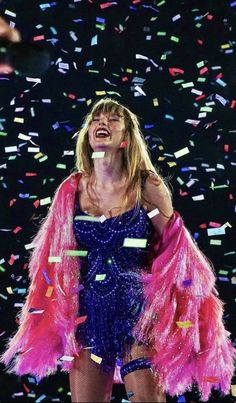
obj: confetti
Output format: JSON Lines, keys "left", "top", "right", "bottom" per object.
{"left": 123, "top": 238, "right": 147, "bottom": 248}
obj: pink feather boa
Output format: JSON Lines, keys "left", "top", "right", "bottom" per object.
{"left": 1, "top": 171, "right": 235, "bottom": 401}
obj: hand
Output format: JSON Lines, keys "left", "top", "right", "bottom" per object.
{"left": 0, "top": 16, "right": 21, "bottom": 73}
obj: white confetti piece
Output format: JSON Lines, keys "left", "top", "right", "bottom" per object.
{"left": 192, "top": 195, "right": 205, "bottom": 201}
{"left": 92, "top": 151, "right": 105, "bottom": 159}
{"left": 147, "top": 208, "right": 160, "bottom": 218}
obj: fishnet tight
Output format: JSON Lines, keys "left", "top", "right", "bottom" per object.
{"left": 69, "top": 344, "right": 166, "bottom": 402}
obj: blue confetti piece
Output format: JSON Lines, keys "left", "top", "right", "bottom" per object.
{"left": 165, "top": 114, "right": 174, "bottom": 120}
{"left": 182, "top": 279, "right": 192, "bottom": 287}
{"left": 144, "top": 124, "right": 154, "bottom": 129}
{"left": 177, "top": 396, "right": 186, "bottom": 403}
{"left": 19, "top": 193, "right": 30, "bottom": 199}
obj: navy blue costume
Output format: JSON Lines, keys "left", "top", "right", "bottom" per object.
{"left": 73, "top": 194, "right": 154, "bottom": 372}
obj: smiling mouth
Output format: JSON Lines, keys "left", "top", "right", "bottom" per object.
{"left": 95, "top": 128, "right": 111, "bottom": 138}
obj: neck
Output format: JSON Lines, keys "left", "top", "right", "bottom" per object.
{"left": 92, "top": 150, "right": 126, "bottom": 188}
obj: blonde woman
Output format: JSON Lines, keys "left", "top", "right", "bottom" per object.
{"left": 2, "top": 98, "right": 235, "bottom": 403}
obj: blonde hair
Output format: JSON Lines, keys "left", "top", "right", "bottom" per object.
{"left": 75, "top": 97, "right": 171, "bottom": 211}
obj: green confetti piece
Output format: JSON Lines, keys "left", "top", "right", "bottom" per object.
{"left": 196, "top": 61, "right": 205, "bottom": 68}
{"left": 218, "top": 270, "right": 228, "bottom": 275}
{"left": 0, "top": 265, "right": 5, "bottom": 272}
{"left": 170, "top": 35, "right": 180, "bottom": 43}
{"left": 66, "top": 250, "right": 88, "bottom": 257}
{"left": 157, "top": 0, "right": 165, "bottom": 5}
{"left": 196, "top": 23, "right": 202, "bottom": 28}
{"left": 40, "top": 197, "right": 51, "bottom": 206}
{"left": 210, "top": 240, "right": 222, "bottom": 246}
{"left": 56, "top": 163, "right": 67, "bottom": 169}
{"left": 197, "top": 77, "right": 206, "bottom": 82}
{"left": 213, "top": 185, "right": 228, "bottom": 189}
{"left": 173, "top": 79, "right": 185, "bottom": 85}
{"left": 39, "top": 155, "right": 48, "bottom": 162}
{"left": 95, "top": 24, "right": 105, "bottom": 30}
{"left": 200, "top": 106, "right": 213, "bottom": 112}
{"left": 182, "top": 82, "right": 194, "bottom": 88}
{"left": 157, "top": 31, "right": 166, "bottom": 36}
{"left": 95, "top": 274, "right": 106, "bottom": 281}
{"left": 123, "top": 238, "right": 147, "bottom": 248}
{"left": 0, "top": 131, "right": 7, "bottom": 136}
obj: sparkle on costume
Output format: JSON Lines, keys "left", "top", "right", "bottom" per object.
{"left": 73, "top": 194, "right": 154, "bottom": 371}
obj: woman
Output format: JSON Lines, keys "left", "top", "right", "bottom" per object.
{"left": 1, "top": 98, "right": 235, "bottom": 403}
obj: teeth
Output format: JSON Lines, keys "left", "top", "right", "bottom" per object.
{"left": 95, "top": 129, "right": 110, "bottom": 138}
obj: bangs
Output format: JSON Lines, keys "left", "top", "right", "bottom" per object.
{"left": 91, "top": 100, "right": 125, "bottom": 118}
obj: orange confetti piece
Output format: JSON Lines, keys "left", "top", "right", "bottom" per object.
{"left": 45, "top": 286, "right": 54, "bottom": 298}
{"left": 75, "top": 315, "right": 87, "bottom": 325}
{"left": 203, "top": 376, "right": 219, "bottom": 383}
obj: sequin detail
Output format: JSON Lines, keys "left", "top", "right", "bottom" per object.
{"left": 120, "top": 357, "right": 152, "bottom": 381}
{"left": 73, "top": 195, "right": 154, "bottom": 371}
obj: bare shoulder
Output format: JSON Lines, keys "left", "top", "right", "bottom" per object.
{"left": 142, "top": 171, "right": 174, "bottom": 235}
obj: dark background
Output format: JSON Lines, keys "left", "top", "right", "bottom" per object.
{"left": 0, "top": 0, "right": 235, "bottom": 402}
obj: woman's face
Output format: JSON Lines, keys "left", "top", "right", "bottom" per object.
{"left": 88, "top": 111, "right": 126, "bottom": 151}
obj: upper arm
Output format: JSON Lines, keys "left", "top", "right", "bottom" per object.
{"left": 142, "top": 173, "right": 174, "bottom": 236}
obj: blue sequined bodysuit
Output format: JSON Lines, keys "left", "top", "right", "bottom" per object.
{"left": 73, "top": 195, "right": 154, "bottom": 371}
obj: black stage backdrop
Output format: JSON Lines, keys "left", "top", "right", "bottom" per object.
{"left": 0, "top": 0, "right": 235, "bottom": 402}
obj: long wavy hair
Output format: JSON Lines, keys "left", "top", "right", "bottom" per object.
{"left": 75, "top": 97, "right": 172, "bottom": 212}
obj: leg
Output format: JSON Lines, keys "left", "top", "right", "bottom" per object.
{"left": 69, "top": 349, "right": 115, "bottom": 403}
{"left": 121, "top": 344, "right": 166, "bottom": 403}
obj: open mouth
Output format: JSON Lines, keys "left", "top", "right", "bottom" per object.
{"left": 95, "top": 128, "right": 111, "bottom": 138}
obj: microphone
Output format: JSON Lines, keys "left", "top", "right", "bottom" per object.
{"left": 0, "top": 40, "right": 51, "bottom": 77}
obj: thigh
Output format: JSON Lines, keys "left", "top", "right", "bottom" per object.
{"left": 123, "top": 342, "right": 155, "bottom": 364}
{"left": 69, "top": 349, "right": 115, "bottom": 403}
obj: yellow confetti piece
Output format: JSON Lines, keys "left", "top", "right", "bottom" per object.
{"left": 48, "top": 256, "right": 61, "bottom": 263}
{"left": 91, "top": 353, "right": 102, "bottom": 364}
{"left": 14, "top": 117, "right": 24, "bottom": 123}
{"left": 174, "top": 147, "right": 190, "bottom": 159}
{"left": 95, "top": 274, "right": 106, "bottom": 281}
{"left": 176, "top": 320, "right": 193, "bottom": 328}
{"left": 34, "top": 152, "right": 44, "bottom": 160}
{"left": 95, "top": 91, "right": 106, "bottom": 96}
{"left": 45, "top": 286, "right": 54, "bottom": 297}
{"left": 221, "top": 43, "right": 230, "bottom": 49}
{"left": 231, "top": 385, "right": 236, "bottom": 396}
{"left": 167, "top": 161, "right": 177, "bottom": 167}
{"left": 153, "top": 98, "right": 159, "bottom": 106}
{"left": 123, "top": 238, "right": 147, "bottom": 248}
{"left": 6, "top": 287, "right": 13, "bottom": 294}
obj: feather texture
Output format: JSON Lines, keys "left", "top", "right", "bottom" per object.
{"left": 1, "top": 172, "right": 235, "bottom": 401}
